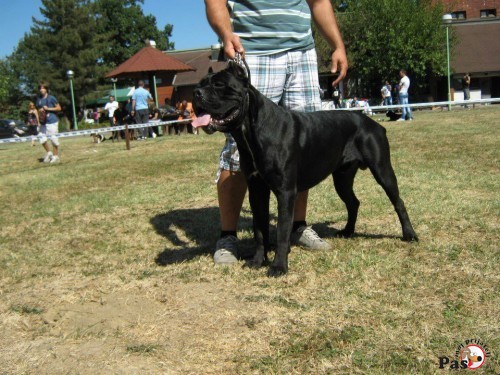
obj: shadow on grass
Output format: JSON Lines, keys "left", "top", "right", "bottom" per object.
{"left": 151, "top": 208, "right": 401, "bottom": 266}
{"left": 151, "top": 207, "right": 255, "bottom": 265}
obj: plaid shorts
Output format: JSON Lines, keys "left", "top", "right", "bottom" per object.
{"left": 217, "top": 48, "right": 322, "bottom": 181}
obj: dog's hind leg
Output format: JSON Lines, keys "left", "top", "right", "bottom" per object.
{"left": 333, "top": 166, "right": 360, "bottom": 238}
{"left": 246, "top": 175, "right": 271, "bottom": 268}
{"left": 367, "top": 157, "right": 418, "bottom": 242}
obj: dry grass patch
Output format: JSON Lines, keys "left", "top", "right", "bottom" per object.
{"left": 0, "top": 106, "right": 499, "bottom": 373}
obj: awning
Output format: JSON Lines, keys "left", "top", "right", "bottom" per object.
{"left": 86, "top": 87, "right": 135, "bottom": 106}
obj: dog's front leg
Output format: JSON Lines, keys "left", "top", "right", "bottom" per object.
{"left": 246, "top": 175, "right": 271, "bottom": 269}
{"left": 268, "top": 190, "right": 296, "bottom": 277}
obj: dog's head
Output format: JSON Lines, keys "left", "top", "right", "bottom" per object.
{"left": 192, "top": 62, "right": 250, "bottom": 133}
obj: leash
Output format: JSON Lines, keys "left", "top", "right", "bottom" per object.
{"left": 231, "top": 52, "right": 259, "bottom": 174}
{"left": 233, "top": 52, "right": 251, "bottom": 85}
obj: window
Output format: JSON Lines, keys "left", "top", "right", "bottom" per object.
{"left": 452, "top": 11, "right": 466, "bottom": 20}
{"left": 480, "top": 9, "right": 497, "bottom": 18}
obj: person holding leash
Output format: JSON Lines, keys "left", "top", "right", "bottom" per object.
{"left": 205, "top": 0, "right": 348, "bottom": 264}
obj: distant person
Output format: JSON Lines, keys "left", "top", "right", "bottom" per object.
{"left": 177, "top": 100, "right": 197, "bottom": 135}
{"left": 131, "top": 80, "right": 152, "bottom": 140}
{"left": 93, "top": 108, "right": 100, "bottom": 125}
{"left": 381, "top": 80, "right": 392, "bottom": 106}
{"left": 148, "top": 105, "right": 160, "bottom": 138}
{"left": 104, "top": 95, "right": 119, "bottom": 126}
{"left": 350, "top": 96, "right": 360, "bottom": 108}
{"left": 111, "top": 103, "right": 126, "bottom": 141}
{"left": 27, "top": 101, "right": 39, "bottom": 146}
{"left": 332, "top": 85, "right": 341, "bottom": 108}
{"left": 393, "top": 82, "right": 400, "bottom": 105}
{"left": 36, "top": 82, "right": 61, "bottom": 163}
{"left": 397, "top": 70, "right": 413, "bottom": 121}
{"left": 462, "top": 72, "right": 471, "bottom": 109}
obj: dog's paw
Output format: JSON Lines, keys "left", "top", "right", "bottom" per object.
{"left": 267, "top": 265, "right": 288, "bottom": 277}
{"left": 335, "top": 229, "right": 354, "bottom": 238}
{"left": 402, "top": 233, "right": 419, "bottom": 242}
{"left": 244, "top": 259, "right": 264, "bottom": 269}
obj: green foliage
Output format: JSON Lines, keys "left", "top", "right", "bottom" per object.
{"left": 0, "top": 59, "right": 26, "bottom": 119}
{"left": 9, "top": 0, "right": 104, "bottom": 113}
{"left": 94, "top": 0, "right": 172, "bottom": 67}
{"left": 316, "top": 0, "right": 450, "bottom": 97}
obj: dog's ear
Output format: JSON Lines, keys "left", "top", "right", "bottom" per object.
{"left": 228, "top": 61, "right": 249, "bottom": 84}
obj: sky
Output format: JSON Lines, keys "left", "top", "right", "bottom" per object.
{"left": 0, "top": 0, "right": 218, "bottom": 59}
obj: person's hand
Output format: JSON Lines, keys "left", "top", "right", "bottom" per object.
{"left": 331, "top": 48, "right": 348, "bottom": 87}
{"left": 223, "top": 33, "right": 245, "bottom": 60}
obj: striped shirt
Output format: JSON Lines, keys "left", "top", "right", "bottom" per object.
{"left": 228, "top": 0, "right": 315, "bottom": 55}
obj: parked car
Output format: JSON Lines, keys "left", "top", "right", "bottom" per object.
{"left": 0, "top": 119, "right": 29, "bottom": 139}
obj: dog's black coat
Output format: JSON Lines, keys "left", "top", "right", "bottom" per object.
{"left": 386, "top": 110, "right": 402, "bottom": 121}
{"left": 194, "top": 63, "right": 418, "bottom": 276}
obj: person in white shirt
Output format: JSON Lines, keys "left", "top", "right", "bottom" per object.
{"left": 381, "top": 80, "right": 392, "bottom": 106}
{"left": 104, "top": 96, "right": 119, "bottom": 126}
{"left": 397, "top": 70, "right": 413, "bottom": 121}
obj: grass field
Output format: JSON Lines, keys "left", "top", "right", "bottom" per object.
{"left": 0, "top": 106, "right": 498, "bottom": 374}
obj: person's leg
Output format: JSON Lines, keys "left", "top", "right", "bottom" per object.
{"left": 399, "top": 94, "right": 407, "bottom": 120}
{"left": 407, "top": 96, "right": 413, "bottom": 120}
{"left": 294, "top": 191, "right": 308, "bottom": 222}
{"left": 218, "top": 170, "right": 247, "bottom": 231}
{"left": 214, "top": 135, "right": 247, "bottom": 264}
{"left": 138, "top": 110, "right": 148, "bottom": 138}
{"left": 281, "top": 49, "right": 331, "bottom": 249}
{"left": 47, "top": 123, "right": 60, "bottom": 162}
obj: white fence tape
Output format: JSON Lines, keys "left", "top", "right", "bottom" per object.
{"left": 322, "top": 98, "right": 500, "bottom": 111}
{"left": 0, "top": 119, "right": 192, "bottom": 144}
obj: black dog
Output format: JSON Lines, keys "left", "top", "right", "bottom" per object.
{"left": 386, "top": 110, "right": 402, "bottom": 121}
{"left": 193, "top": 62, "right": 418, "bottom": 277}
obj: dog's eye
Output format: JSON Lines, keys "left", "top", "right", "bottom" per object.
{"left": 212, "top": 81, "right": 226, "bottom": 89}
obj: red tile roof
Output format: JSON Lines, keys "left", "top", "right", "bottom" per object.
{"left": 165, "top": 48, "right": 228, "bottom": 86}
{"left": 106, "top": 46, "right": 194, "bottom": 78}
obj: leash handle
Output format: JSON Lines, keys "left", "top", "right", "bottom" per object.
{"left": 234, "top": 52, "right": 244, "bottom": 66}
{"left": 233, "top": 52, "right": 251, "bottom": 85}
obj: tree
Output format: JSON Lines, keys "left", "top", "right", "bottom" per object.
{"left": 315, "top": 0, "right": 449, "bottom": 98}
{"left": 0, "top": 59, "right": 25, "bottom": 118}
{"left": 94, "top": 0, "right": 174, "bottom": 68}
{"left": 163, "top": 24, "right": 175, "bottom": 51}
{"left": 9, "top": 0, "right": 104, "bottom": 117}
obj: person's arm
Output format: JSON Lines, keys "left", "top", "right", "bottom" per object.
{"left": 43, "top": 97, "right": 62, "bottom": 113}
{"left": 307, "top": 0, "right": 348, "bottom": 86}
{"left": 205, "top": 0, "right": 244, "bottom": 59}
{"left": 131, "top": 98, "right": 136, "bottom": 115}
{"left": 34, "top": 110, "right": 40, "bottom": 125}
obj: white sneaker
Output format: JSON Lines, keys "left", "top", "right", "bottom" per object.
{"left": 214, "top": 235, "right": 238, "bottom": 264}
{"left": 291, "top": 226, "right": 331, "bottom": 250}
{"left": 49, "top": 155, "right": 60, "bottom": 163}
{"left": 43, "top": 152, "right": 53, "bottom": 163}
{"left": 396, "top": 118, "right": 405, "bottom": 122}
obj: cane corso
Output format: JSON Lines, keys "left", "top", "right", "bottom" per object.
{"left": 192, "top": 62, "right": 418, "bottom": 277}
